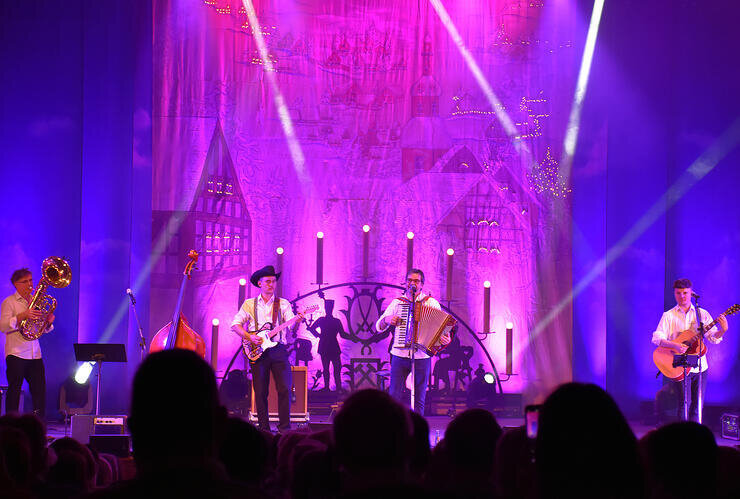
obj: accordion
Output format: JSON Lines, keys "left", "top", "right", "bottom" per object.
{"left": 392, "top": 301, "right": 457, "bottom": 355}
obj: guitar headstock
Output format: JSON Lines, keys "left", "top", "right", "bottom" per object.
{"left": 301, "top": 304, "right": 319, "bottom": 316}
{"left": 184, "top": 250, "right": 199, "bottom": 278}
{"left": 725, "top": 304, "right": 740, "bottom": 317}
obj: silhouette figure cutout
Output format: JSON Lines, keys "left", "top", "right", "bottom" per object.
{"left": 308, "top": 299, "right": 344, "bottom": 392}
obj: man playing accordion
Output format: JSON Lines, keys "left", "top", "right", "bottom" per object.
{"left": 376, "top": 268, "right": 452, "bottom": 414}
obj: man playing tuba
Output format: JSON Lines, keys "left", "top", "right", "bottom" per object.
{"left": 0, "top": 268, "right": 55, "bottom": 417}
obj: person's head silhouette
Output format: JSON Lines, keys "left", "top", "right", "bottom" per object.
{"left": 127, "top": 349, "right": 226, "bottom": 471}
{"left": 333, "top": 388, "right": 412, "bottom": 486}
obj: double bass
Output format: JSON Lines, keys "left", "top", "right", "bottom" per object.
{"left": 149, "top": 250, "right": 206, "bottom": 357}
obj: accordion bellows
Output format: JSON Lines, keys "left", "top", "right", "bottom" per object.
{"left": 393, "top": 302, "right": 457, "bottom": 355}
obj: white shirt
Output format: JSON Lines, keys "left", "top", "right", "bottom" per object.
{"left": 231, "top": 294, "right": 294, "bottom": 344}
{"left": 652, "top": 304, "right": 722, "bottom": 373}
{"left": 0, "top": 292, "right": 53, "bottom": 360}
{"left": 376, "top": 292, "right": 441, "bottom": 360}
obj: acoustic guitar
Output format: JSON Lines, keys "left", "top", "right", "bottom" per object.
{"left": 243, "top": 304, "right": 318, "bottom": 361}
{"left": 653, "top": 304, "right": 739, "bottom": 381}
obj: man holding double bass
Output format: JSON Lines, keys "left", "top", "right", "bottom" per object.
{"left": 231, "top": 266, "right": 304, "bottom": 433}
{"left": 652, "top": 278, "right": 729, "bottom": 422}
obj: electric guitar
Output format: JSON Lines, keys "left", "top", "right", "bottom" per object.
{"left": 653, "top": 304, "right": 739, "bottom": 381}
{"left": 243, "top": 304, "right": 318, "bottom": 361}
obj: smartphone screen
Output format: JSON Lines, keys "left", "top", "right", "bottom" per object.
{"left": 525, "top": 404, "right": 541, "bottom": 439}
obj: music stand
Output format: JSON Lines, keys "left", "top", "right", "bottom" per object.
{"left": 672, "top": 353, "right": 699, "bottom": 421}
{"left": 74, "top": 344, "right": 127, "bottom": 415}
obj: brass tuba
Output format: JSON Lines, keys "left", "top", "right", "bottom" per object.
{"left": 19, "top": 256, "right": 72, "bottom": 340}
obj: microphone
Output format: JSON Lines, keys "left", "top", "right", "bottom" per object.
{"left": 409, "top": 284, "right": 417, "bottom": 295}
{"left": 126, "top": 288, "right": 136, "bottom": 305}
{"left": 691, "top": 292, "right": 700, "bottom": 299}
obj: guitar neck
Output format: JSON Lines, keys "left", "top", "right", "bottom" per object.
{"left": 167, "top": 274, "right": 190, "bottom": 344}
{"left": 690, "top": 309, "right": 730, "bottom": 342}
{"left": 700, "top": 315, "right": 722, "bottom": 335}
{"left": 264, "top": 315, "right": 301, "bottom": 339}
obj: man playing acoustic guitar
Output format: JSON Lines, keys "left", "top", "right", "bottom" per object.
{"left": 652, "top": 278, "right": 729, "bottom": 423}
{"left": 231, "top": 265, "right": 304, "bottom": 433}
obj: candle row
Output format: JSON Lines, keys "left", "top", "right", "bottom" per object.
{"left": 230, "top": 260, "right": 513, "bottom": 374}
{"left": 313, "top": 229, "right": 458, "bottom": 288}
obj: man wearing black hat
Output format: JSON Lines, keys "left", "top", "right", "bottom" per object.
{"left": 231, "top": 265, "right": 298, "bottom": 432}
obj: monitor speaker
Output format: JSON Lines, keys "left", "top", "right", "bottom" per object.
{"left": 71, "top": 415, "right": 127, "bottom": 444}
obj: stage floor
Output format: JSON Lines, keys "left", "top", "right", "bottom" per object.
{"left": 46, "top": 415, "right": 740, "bottom": 449}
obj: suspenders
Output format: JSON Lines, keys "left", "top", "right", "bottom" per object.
{"left": 248, "top": 296, "right": 284, "bottom": 342}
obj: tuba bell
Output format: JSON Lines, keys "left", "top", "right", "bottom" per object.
{"left": 19, "top": 256, "right": 72, "bottom": 341}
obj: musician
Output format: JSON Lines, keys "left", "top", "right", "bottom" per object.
{"left": 376, "top": 268, "right": 451, "bottom": 414}
{"left": 0, "top": 268, "right": 54, "bottom": 417}
{"left": 652, "top": 278, "right": 728, "bottom": 421}
{"left": 231, "top": 265, "right": 299, "bottom": 433}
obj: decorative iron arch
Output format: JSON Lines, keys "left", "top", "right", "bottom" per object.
{"left": 221, "top": 281, "right": 503, "bottom": 394}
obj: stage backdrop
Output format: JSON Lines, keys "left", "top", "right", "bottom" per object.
{"left": 148, "top": 0, "right": 582, "bottom": 403}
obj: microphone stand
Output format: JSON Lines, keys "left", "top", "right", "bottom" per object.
{"left": 694, "top": 295, "right": 705, "bottom": 424}
{"left": 409, "top": 285, "right": 418, "bottom": 413}
{"left": 127, "top": 291, "right": 147, "bottom": 362}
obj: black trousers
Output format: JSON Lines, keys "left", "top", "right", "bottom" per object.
{"left": 655, "top": 371, "right": 705, "bottom": 422}
{"left": 250, "top": 343, "right": 291, "bottom": 432}
{"left": 5, "top": 355, "right": 45, "bottom": 417}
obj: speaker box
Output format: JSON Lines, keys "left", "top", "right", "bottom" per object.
{"left": 721, "top": 413, "right": 740, "bottom": 441}
{"left": 249, "top": 366, "right": 308, "bottom": 422}
{"left": 71, "top": 415, "right": 127, "bottom": 444}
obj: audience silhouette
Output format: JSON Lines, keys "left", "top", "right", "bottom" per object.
{"left": 91, "top": 348, "right": 260, "bottom": 498}
{"left": 1, "top": 361, "right": 736, "bottom": 499}
{"left": 640, "top": 421, "right": 718, "bottom": 499}
{"left": 426, "top": 408, "right": 502, "bottom": 498}
{"left": 333, "top": 388, "right": 418, "bottom": 496}
{"left": 536, "top": 382, "right": 644, "bottom": 499}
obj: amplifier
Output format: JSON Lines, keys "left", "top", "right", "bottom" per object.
{"left": 249, "top": 366, "right": 309, "bottom": 423}
{"left": 721, "top": 413, "right": 739, "bottom": 441}
{"left": 71, "top": 415, "right": 128, "bottom": 444}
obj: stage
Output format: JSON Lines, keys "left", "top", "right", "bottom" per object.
{"left": 1, "top": 0, "right": 739, "bottom": 438}
{"left": 44, "top": 413, "right": 740, "bottom": 452}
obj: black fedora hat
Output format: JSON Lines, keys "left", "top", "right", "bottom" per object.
{"left": 250, "top": 265, "right": 281, "bottom": 287}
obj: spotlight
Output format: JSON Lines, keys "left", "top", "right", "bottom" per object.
{"left": 238, "top": 278, "right": 247, "bottom": 286}
{"left": 362, "top": 224, "right": 370, "bottom": 233}
{"left": 406, "top": 231, "right": 414, "bottom": 240}
{"left": 317, "top": 231, "right": 324, "bottom": 239}
{"left": 562, "top": 0, "right": 605, "bottom": 172}
{"left": 506, "top": 321, "right": 514, "bottom": 330}
{"left": 276, "top": 247, "right": 284, "bottom": 255}
{"left": 212, "top": 318, "right": 220, "bottom": 327}
{"left": 446, "top": 248, "right": 454, "bottom": 256}
{"left": 483, "top": 372, "right": 495, "bottom": 384}
{"left": 241, "top": 0, "right": 306, "bottom": 181}
{"left": 484, "top": 280, "right": 491, "bottom": 288}
{"left": 75, "top": 361, "right": 95, "bottom": 384}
